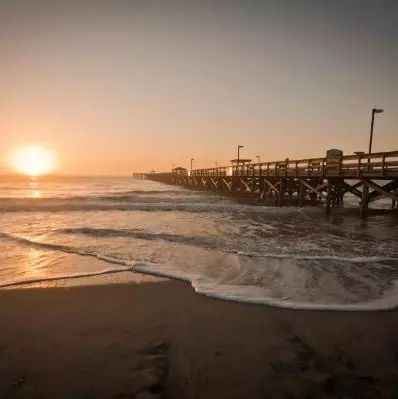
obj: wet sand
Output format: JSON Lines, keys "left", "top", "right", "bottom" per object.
{"left": 1, "top": 281, "right": 398, "bottom": 398}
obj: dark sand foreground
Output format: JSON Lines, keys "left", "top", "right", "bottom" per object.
{"left": 1, "top": 281, "right": 398, "bottom": 399}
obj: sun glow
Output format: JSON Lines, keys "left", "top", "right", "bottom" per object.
{"left": 10, "top": 145, "right": 56, "bottom": 176}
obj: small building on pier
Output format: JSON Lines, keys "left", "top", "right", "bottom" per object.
{"left": 228, "top": 159, "right": 252, "bottom": 176}
{"left": 172, "top": 167, "right": 188, "bottom": 176}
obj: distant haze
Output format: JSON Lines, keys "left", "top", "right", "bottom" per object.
{"left": 1, "top": 0, "right": 397, "bottom": 175}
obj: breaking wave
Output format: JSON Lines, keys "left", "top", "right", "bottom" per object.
{"left": 111, "top": 189, "right": 202, "bottom": 196}
{"left": 0, "top": 197, "right": 319, "bottom": 214}
{"left": 57, "top": 227, "right": 221, "bottom": 249}
{"left": 133, "top": 263, "right": 398, "bottom": 311}
{"left": 56, "top": 227, "right": 398, "bottom": 263}
{"left": 1, "top": 231, "right": 398, "bottom": 311}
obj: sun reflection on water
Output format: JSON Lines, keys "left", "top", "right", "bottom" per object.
{"left": 27, "top": 247, "right": 45, "bottom": 273}
{"left": 28, "top": 180, "right": 41, "bottom": 198}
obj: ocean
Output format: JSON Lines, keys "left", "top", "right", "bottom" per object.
{"left": 1, "top": 175, "right": 398, "bottom": 311}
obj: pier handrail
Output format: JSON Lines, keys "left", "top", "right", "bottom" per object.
{"left": 189, "top": 151, "right": 398, "bottom": 178}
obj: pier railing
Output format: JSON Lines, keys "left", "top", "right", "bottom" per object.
{"left": 189, "top": 151, "right": 398, "bottom": 179}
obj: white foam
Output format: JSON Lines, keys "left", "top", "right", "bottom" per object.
{"left": 2, "top": 232, "right": 398, "bottom": 311}
{"left": 194, "top": 281, "right": 398, "bottom": 311}
{"left": 2, "top": 254, "right": 398, "bottom": 311}
{"left": 133, "top": 263, "right": 398, "bottom": 311}
{"left": 235, "top": 251, "right": 398, "bottom": 263}
{"left": 11, "top": 230, "right": 398, "bottom": 266}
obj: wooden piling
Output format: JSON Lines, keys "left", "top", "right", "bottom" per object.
{"left": 278, "top": 179, "right": 283, "bottom": 206}
{"left": 326, "top": 180, "right": 331, "bottom": 214}
{"left": 298, "top": 180, "right": 305, "bottom": 207}
{"left": 259, "top": 177, "right": 265, "bottom": 201}
{"left": 360, "top": 182, "right": 369, "bottom": 219}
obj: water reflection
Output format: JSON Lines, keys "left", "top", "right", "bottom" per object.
{"left": 27, "top": 247, "right": 44, "bottom": 273}
{"left": 28, "top": 179, "right": 41, "bottom": 198}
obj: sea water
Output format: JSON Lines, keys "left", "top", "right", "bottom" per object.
{"left": 1, "top": 175, "right": 398, "bottom": 311}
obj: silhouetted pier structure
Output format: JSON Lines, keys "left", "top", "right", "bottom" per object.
{"left": 132, "top": 173, "right": 148, "bottom": 179}
{"left": 142, "top": 151, "right": 398, "bottom": 218}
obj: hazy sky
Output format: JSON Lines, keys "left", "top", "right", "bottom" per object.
{"left": 1, "top": 0, "right": 397, "bottom": 175}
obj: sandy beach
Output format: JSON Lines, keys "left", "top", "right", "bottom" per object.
{"left": 1, "top": 281, "right": 398, "bottom": 399}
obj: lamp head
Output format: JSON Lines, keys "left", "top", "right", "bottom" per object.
{"left": 373, "top": 108, "right": 384, "bottom": 114}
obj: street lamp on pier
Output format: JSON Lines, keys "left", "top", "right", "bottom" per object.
{"left": 369, "top": 108, "right": 384, "bottom": 154}
{"left": 237, "top": 145, "right": 244, "bottom": 161}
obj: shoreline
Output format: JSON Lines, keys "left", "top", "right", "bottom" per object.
{"left": 3, "top": 266, "right": 398, "bottom": 312}
{"left": 2, "top": 281, "right": 398, "bottom": 398}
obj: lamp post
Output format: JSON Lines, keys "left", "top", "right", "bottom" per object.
{"left": 190, "top": 158, "right": 194, "bottom": 171}
{"left": 368, "top": 108, "right": 384, "bottom": 154}
{"left": 237, "top": 145, "right": 244, "bottom": 161}
{"left": 256, "top": 155, "right": 260, "bottom": 163}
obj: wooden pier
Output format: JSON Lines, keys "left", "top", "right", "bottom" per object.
{"left": 141, "top": 151, "right": 398, "bottom": 218}
{"left": 132, "top": 173, "right": 148, "bottom": 179}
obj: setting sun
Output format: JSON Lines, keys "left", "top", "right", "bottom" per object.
{"left": 10, "top": 145, "right": 56, "bottom": 176}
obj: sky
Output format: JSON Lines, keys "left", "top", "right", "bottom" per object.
{"left": 0, "top": 0, "right": 397, "bottom": 175}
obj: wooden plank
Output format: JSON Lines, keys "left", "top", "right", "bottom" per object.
{"left": 299, "top": 179, "right": 327, "bottom": 198}
{"left": 343, "top": 182, "right": 362, "bottom": 198}
{"left": 362, "top": 179, "right": 398, "bottom": 201}
{"left": 222, "top": 178, "right": 232, "bottom": 192}
{"left": 148, "top": 152, "right": 398, "bottom": 194}
{"left": 240, "top": 178, "right": 252, "bottom": 192}
{"left": 326, "top": 180, "right": 331, "bottom": 214}
{"left": 369, "top": 180, "right": 398, "bottom": 200}
{"left": 299, "top": 180, "right": 304, "bottom": 207}
{"left": 263, "top": 178, "right": 280, "bottom": 194}
{"left": 210, "top": 178, "right": 218, "bottom": 189}
{"left": 360, "top": 183, "right": 369, "bottom": 219}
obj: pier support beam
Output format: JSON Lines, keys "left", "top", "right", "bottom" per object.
{"left": 360, "top": 183, "right": 369, "bottom": 219}
{"left": 326, "top": 180, "right": 331, "bottom": 214}
{"left": 231, "top": 177, "right": 238, "bottom": 194}
{"left": 298, "top": 180, "right": 305, "bottom": 207}
{"left": 259, "top": 177, "right": 265, "bottom": 201}
{"left": 251, "top": 177, "right": 256, "bottom": 196}
{"left": 278, "top": 179, "right": 283, "bottom": 206}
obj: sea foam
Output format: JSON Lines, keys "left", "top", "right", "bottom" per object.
{"left": 1, "top": 231, "right": 398, "bottom": 311}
